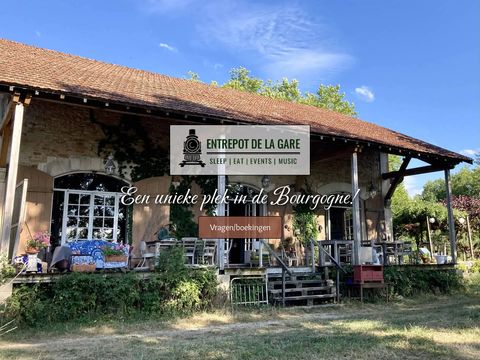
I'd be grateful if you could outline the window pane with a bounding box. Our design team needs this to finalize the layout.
[105,206,115,217]
[80,194,90,205]
[77,228,88,239]
[66,228,76,240]
[104,228,113,240]
[92,228,102,239]
[80,206,90,216]
[104,218,114,228]
[67,217,77,227]
[78,217,89,227]
[93,218,103,227]
[94,206,104,217]
[68,194,79,203]
[68,206,78,216]
[105,196,115,206]
[94,196,104,205]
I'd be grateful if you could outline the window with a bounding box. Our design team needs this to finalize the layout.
[343,209,354,240]
[63,191,125,243]
[51,173,129,246]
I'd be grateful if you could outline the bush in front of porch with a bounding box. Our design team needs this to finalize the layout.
[4,251,219,326]
[337,265,464,299]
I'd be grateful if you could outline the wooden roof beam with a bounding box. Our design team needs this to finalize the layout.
[382,163,451,180]
[384,156,411,204]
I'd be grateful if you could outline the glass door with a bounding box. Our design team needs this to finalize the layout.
[61,190,123,244]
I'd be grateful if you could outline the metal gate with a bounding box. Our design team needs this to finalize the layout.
[230,276,268,306]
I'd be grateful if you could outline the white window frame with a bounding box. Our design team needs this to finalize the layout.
[58,189,123,244]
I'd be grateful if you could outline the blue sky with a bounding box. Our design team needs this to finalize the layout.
[1,0,479,195]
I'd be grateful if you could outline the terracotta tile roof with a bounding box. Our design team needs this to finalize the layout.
[0,38,470,164]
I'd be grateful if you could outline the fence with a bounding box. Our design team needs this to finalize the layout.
[230,276,268,306]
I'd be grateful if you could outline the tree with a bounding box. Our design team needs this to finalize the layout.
[422,166,480,201]
[222,67,263,93]
[187,67,356,116]
[300,85,357,116]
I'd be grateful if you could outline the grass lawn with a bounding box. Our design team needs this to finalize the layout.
[0,279,479,359]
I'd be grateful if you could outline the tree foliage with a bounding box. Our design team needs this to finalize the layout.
[391,153,479,256]
[188,67,357,116]
[422,166,480,202]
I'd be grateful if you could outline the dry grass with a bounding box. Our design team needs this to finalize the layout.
[0,292,479,360]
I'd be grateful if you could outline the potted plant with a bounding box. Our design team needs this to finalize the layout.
[102,244,128,263]
[25,232,50,254]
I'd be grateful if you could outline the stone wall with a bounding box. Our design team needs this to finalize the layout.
[15,99,390,251]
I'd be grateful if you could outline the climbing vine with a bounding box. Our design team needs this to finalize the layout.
[92,112,218,237]
[292,193,319,246]
[91,112,169,181]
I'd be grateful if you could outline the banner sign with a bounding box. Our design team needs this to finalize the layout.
[170,125,310,175]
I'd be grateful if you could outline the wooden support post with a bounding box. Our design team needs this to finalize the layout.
[1,102,24,253]
[384,157,411,205]
[310,240,315,272]
[466,215,474,259]
[444,169,457,264]
[351,150,361,265]
[216,174,226,270]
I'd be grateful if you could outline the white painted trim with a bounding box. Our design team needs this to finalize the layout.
[351,151,361,265]
[60,189,124,244]
[1,103,24,252]
[11,179,28,260]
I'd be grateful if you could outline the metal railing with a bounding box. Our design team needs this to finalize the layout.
[260,239,292,306]
[230,276,268,307]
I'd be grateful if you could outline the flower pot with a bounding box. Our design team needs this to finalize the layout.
[434,255,447,265]
[72,263,96,272]
[105,255,128,263]
[25,247,39,255]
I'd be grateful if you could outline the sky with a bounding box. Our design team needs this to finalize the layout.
[0,0,478,195]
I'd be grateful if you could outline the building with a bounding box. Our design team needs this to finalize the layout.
[0,39,471,279]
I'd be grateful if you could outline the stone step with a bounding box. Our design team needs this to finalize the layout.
[271,293,336,301]
[268,278,324,286]
[269,285,333,294]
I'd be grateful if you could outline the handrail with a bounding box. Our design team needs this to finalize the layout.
[319,245,346,273]
[260,239,292,275]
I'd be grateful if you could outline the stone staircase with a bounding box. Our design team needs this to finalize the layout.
[268,272,336,306]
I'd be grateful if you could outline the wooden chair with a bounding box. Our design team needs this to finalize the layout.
[282,248,299,267]
[201,239,216,265]
[182,237,198,265]
[155,238,178,256]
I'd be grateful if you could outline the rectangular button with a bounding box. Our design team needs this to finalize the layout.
[199,216,282,239]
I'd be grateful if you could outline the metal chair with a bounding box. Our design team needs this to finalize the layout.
[399,241,414,264]
[182,237,198,265]
[155,238,178,256]
[134,241,156,270]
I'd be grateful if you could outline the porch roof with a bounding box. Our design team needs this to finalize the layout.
[0,38,471,166]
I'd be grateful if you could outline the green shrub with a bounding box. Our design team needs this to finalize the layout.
[384,267,463,297]
[0,252,15,285]
[5,263,218,326]
[470,260,480,273]
[457,260,480,274]
[338,266,464,299]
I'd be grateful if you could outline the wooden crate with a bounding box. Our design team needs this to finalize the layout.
[353,265,384,283]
